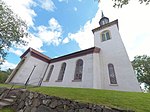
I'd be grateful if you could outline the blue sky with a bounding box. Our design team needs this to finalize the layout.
[1,0,150,70]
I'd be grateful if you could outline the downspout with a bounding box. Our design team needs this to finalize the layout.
[25,65,36,86]
[38,63,50,86]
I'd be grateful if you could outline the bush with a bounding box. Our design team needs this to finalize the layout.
[0,71,9,83]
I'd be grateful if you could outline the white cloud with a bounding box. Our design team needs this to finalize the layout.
[37,18,63,46]
[74,7,77,11]
[3,0,56,27]
[49,18,62,32]
[15,34,44,52]
[63,4,101,50]
[128,33,150,60]
[9,48,23,56]
[25,35,44,52]
[64,21,94,50]
[8,17,62,54]
[38,0,56,11]
[58,0,81,3]
[58,0,68,3]
[62,37,70,44]
[0,61,17,70]
[4,0,37,27]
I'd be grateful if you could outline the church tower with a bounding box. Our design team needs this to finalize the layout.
[92,12,141,92]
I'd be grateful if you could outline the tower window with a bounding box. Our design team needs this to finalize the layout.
[45,65,54,81]
[57,62,66,81]
[73,59,83,81]
[108,63,117,84]
[101,30,111,42]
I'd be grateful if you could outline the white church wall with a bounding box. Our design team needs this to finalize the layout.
[10,52,31,84]
[42,54,94,88]
[11,54,48,86]
[26,56,48,86]
[93,53,101,89]
[94,24,141,92]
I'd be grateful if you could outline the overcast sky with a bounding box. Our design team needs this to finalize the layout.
[1,0,150,70]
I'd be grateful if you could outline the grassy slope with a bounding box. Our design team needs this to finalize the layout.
[0,84,150,112]
[29,87,150,112]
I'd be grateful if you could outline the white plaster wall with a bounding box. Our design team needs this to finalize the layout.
[94,24,141,92]
[10,52,31,85]
[26,56,48,85]
[11,54,48,86]
[93,53,101,89]
[42,54,94,88]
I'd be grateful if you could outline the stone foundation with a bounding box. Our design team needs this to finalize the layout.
[0,87,134,112]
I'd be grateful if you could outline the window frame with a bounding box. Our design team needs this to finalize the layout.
[56,62,66,82]
[101,30,111,42]
[108,63,117,85]
[73,59,83,81]
[45,65,54,82]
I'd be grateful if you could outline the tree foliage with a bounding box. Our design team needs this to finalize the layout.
[0,0,28,62]
[113,0,150,8]
[132,55,150,90]
[0,68,12,83]
[97,0,150,8]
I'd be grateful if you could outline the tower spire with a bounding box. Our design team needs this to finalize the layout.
[99,11,109,26]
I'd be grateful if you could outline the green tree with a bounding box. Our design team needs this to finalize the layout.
[0,0,28,63]
[97,0,150,8]
[0,70,9,83]
[6,68,13,75]
[113,0,150,8]
[132,55,150,90]
[0,68,13,83]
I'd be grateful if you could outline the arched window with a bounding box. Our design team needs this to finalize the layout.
[74,59,83,81]
[101,30,111,42]
[57,62,66,81]
[108,63,117,84]
[45,65,54,81]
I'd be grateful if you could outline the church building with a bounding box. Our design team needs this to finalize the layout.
[6,13,141,92]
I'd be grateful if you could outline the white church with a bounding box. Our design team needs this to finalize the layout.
[6,13,141,92]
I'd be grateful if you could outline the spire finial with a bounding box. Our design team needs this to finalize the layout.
[101,10,104,18]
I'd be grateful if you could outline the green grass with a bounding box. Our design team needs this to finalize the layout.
[0,84,150,112]
[29,87,150,112]
[0,107,14,112]
[0,83,22,88]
